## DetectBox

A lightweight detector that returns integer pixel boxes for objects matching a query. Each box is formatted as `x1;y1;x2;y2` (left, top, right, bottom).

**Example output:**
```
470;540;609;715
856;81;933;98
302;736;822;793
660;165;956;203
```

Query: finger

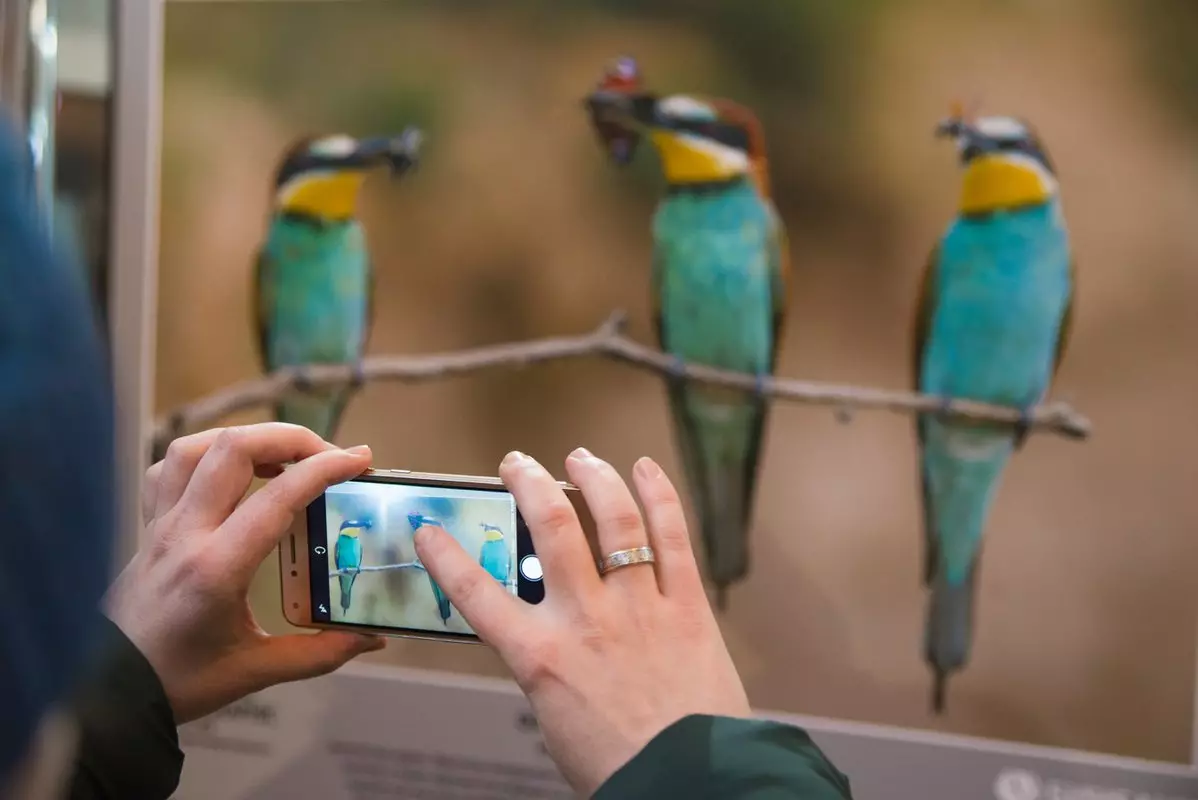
414;522;526;651
142;460;164;526
215;445;372;580
500;451;603;604
174;423;339;530
564;448;657;595
152;427;229;519
244;631;385;688
632;457;704;599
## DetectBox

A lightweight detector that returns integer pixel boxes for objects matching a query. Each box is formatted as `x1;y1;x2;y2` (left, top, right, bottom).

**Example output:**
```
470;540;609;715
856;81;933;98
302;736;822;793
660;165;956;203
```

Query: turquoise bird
253;130;422;441
479;524;511;586
408;512;453;624
915;107;1075;712
334;518;372;612
585;59;789;610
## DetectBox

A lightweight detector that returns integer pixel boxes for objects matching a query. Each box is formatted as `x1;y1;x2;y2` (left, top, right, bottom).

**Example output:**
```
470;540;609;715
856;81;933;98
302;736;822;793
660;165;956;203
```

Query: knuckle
212;425;247;454
606;507;644;538
535;499;576;535
446;566;487;609
514;634;563;691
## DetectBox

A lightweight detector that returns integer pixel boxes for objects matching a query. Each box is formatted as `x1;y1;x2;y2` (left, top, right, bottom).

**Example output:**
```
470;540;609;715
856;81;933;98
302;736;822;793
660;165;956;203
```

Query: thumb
244;631;386;687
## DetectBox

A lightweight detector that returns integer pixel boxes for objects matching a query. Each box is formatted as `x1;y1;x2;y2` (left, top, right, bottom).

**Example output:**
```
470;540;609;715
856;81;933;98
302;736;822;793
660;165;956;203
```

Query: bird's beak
349;130;422;177
584;90;653;166
934;118;994;163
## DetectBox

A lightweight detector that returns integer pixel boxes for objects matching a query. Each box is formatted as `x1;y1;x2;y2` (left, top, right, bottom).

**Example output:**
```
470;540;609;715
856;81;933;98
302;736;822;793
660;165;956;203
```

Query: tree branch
330;561;426;577
152;309;1091;456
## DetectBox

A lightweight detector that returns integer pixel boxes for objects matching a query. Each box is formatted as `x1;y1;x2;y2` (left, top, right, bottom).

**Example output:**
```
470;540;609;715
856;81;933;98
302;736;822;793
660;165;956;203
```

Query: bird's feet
1013;405;1033;449
349;359;367;390
753;371;769;400
667;354;687;382
936;395;954;419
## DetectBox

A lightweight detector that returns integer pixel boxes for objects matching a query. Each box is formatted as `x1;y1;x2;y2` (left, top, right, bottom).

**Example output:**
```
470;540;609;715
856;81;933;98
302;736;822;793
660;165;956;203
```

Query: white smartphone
281;468;589;642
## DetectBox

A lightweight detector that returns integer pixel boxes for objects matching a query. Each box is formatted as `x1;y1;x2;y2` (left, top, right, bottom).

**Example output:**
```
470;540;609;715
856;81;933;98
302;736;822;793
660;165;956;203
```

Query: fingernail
345;445;371;456
413;525;433;548
635;457;662;479
358;634;386;652
569;446;594;461
502;450;534;467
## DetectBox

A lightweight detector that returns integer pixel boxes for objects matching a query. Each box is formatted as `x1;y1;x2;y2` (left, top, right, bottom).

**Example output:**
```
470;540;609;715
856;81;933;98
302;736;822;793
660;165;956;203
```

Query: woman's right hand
414;448;751;797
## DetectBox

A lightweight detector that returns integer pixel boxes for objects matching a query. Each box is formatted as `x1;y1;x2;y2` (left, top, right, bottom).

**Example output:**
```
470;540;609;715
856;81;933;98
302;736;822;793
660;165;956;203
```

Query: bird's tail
428;575;452;624
924;568;978;714
670;385;768;612
276;389;353;443
339;572;356;612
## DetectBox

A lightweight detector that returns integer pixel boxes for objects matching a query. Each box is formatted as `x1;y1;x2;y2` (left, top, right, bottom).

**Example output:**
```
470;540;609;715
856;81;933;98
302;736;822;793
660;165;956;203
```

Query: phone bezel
280;468;585;644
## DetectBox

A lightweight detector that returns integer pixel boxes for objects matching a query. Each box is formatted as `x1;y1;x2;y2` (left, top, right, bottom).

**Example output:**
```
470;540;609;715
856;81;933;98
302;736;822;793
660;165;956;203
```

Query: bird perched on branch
253;130;422;441
334;518;372;612
914;104;1075;713
408;513;453;624
585;57;789;610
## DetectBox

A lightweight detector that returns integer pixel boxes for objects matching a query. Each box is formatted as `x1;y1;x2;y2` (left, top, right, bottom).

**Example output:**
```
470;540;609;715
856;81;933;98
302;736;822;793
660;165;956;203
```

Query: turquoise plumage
916;110;1075;712
585;61;787;609
409;513;453;624
334;519;371;612
653;179;783;609
479;524;511;586
253;132;421;441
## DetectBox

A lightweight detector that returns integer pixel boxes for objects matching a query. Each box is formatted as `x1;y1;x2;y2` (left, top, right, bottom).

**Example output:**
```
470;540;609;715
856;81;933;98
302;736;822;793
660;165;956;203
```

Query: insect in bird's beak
385;127;422;177
584;89;646;166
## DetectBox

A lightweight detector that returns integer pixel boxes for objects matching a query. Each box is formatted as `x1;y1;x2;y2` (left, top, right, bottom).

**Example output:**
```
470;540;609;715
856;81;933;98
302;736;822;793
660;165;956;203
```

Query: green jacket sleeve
65;615;185;800
593;714;853;799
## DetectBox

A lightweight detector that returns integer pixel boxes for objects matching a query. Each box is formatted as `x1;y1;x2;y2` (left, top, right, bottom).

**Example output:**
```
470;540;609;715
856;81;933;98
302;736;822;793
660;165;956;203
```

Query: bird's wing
767;207;790;373
650;245;666;351
363;254;376;355
251;248;274;373
332;534;342;567
913;245;940;585
1051;257;1076;380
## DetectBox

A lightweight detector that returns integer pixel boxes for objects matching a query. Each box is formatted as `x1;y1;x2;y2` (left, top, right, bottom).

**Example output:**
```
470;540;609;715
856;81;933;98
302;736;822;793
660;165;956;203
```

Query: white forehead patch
658;94;716;121
309;135;358;157
974;116;1028;141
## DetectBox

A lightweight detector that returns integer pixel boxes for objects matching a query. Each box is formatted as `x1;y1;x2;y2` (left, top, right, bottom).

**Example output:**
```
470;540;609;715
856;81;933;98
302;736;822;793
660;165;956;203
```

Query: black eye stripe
667;119;751;152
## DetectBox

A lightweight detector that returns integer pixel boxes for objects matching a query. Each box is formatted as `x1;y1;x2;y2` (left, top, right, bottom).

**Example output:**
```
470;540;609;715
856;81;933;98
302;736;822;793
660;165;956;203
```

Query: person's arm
593;714;853;800
64;615;184;800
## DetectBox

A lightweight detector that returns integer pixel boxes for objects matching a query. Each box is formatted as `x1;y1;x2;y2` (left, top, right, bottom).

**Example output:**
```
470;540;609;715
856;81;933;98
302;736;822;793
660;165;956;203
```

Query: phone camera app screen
307;479;525;637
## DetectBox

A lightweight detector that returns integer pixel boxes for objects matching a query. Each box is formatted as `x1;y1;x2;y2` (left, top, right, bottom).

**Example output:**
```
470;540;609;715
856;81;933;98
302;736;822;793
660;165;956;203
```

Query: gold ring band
597;546;656;576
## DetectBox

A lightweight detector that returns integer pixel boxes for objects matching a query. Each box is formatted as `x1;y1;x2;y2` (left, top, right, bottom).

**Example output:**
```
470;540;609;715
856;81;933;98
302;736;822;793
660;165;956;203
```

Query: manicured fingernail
345;445;371;456
569;446;594;461
635;457;662;479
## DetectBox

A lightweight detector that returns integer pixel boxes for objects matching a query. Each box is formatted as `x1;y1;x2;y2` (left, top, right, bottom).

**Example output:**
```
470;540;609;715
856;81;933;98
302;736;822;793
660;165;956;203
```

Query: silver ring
598;546;656;576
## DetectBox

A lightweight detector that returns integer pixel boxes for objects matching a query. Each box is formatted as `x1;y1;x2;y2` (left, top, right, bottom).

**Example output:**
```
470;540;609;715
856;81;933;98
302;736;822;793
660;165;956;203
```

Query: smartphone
281;468;583;642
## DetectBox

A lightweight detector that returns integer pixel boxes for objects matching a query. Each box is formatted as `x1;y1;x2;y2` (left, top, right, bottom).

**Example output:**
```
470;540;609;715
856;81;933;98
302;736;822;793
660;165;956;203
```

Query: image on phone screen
306;477;543;638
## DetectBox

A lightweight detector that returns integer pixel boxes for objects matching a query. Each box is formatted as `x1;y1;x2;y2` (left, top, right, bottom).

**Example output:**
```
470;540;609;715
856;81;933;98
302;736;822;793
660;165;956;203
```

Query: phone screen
306;475;544;638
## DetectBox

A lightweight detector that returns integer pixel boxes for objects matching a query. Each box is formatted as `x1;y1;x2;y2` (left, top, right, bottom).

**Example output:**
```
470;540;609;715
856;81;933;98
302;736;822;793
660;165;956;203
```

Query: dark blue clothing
0;110;115;778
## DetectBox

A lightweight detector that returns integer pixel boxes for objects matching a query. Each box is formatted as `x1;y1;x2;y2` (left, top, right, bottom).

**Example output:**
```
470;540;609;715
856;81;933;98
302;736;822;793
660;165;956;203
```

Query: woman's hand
414;448;750;796
105;422;385;724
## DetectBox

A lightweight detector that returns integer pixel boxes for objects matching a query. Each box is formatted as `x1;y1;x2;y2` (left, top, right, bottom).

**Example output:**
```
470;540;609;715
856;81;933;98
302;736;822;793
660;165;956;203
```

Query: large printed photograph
156;0;1198;762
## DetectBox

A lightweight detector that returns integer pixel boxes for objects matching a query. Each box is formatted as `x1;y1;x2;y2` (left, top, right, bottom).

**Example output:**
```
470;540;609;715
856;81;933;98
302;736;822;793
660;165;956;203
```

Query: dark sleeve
593;714;853;799
65;616;184;800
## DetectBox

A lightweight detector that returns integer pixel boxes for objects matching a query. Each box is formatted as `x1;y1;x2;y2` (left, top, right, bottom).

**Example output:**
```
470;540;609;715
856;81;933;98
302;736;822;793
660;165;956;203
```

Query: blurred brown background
156;0;1198;763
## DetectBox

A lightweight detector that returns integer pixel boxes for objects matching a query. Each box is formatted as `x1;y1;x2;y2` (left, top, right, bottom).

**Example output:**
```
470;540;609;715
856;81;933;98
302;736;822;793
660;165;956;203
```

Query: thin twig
151;309;1092;455
329;561;426;577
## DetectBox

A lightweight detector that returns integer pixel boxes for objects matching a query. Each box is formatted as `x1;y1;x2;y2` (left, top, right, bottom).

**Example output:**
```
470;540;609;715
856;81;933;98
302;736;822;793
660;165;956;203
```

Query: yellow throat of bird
277;171;368;220
650;130;750;185
958;153;1057;215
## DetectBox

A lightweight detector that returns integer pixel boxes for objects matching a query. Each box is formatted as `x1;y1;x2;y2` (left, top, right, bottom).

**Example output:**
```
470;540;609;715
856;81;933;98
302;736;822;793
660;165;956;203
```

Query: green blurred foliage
1113;0;1198;127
